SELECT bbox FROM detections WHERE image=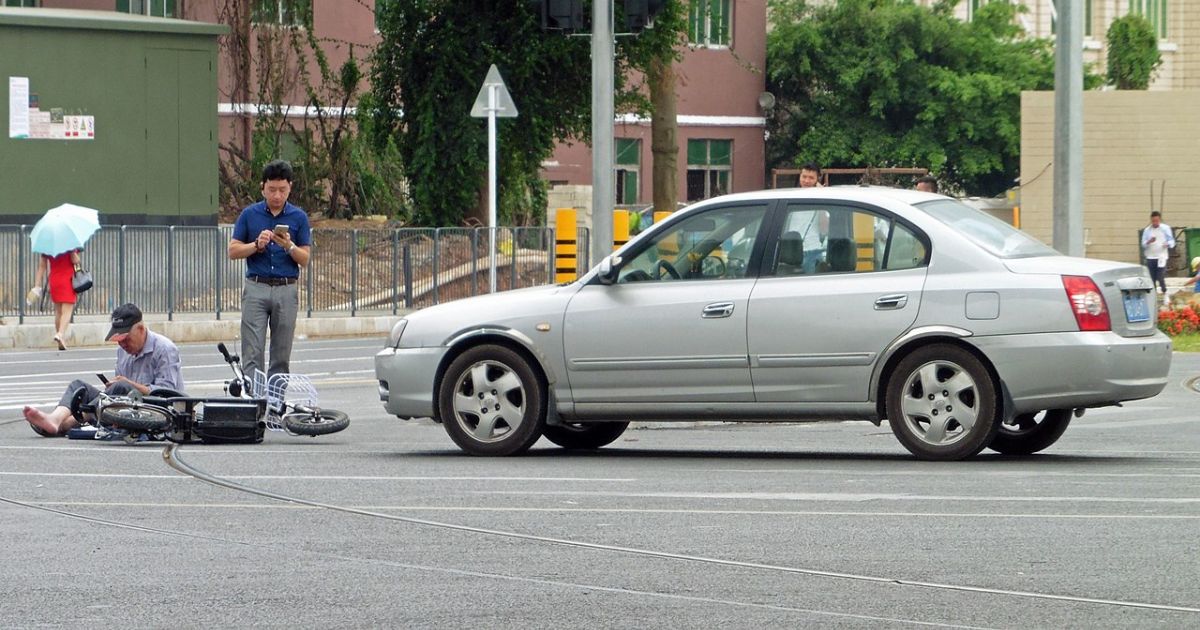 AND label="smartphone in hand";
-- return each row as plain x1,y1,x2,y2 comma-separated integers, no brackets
97,373,110,386
274,224,289,236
